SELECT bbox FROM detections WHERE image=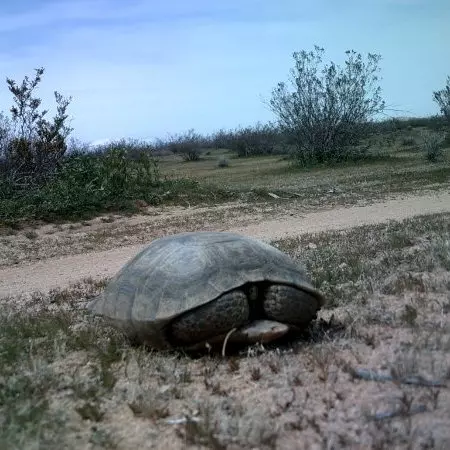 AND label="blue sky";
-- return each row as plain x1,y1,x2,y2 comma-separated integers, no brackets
0,0,449,145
